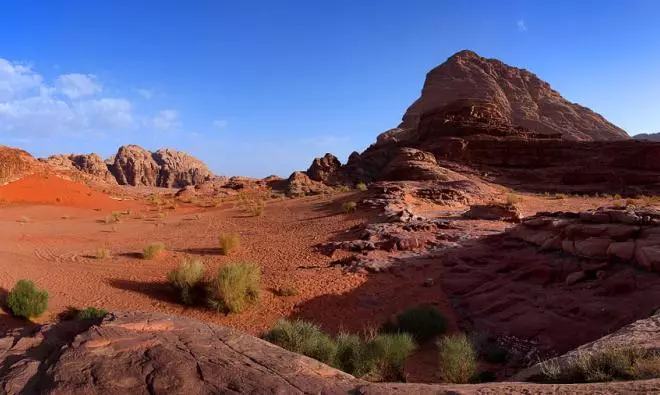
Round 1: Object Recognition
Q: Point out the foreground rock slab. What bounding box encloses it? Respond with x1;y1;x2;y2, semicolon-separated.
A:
1;312;659;394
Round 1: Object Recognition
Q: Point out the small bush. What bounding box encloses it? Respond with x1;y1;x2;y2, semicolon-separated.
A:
273;286;298;297
167;258;206;305
7;280;49;318
142;242;165;260
76;307;108;320
103;213;121;224
540;346;660;383
369;333;416;381
505;193;521;207
554;193;567;200
342;201;357;213
356;182;368;192
208;262;260;313
264;319;337;365
95;246;111;259
219;233;241;255
338;185;351;193
438;334;477;384
382;305;447;342
335;333;373;376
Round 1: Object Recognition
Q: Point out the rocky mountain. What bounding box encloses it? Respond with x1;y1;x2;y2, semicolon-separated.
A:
634;132;660;141
0;146;40;184
42;145;213;188
400;50;629;141
0;311;657;394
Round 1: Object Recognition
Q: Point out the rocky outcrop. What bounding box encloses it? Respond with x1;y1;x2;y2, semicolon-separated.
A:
286;171;333;197
0;311;658;394
400;50;629;141
307;153;342;184
0;146;39;184
463;203;522;223
635;132;660;141
513;309;660;382
509;206;660;272
43;153;117;184
109;145;212;188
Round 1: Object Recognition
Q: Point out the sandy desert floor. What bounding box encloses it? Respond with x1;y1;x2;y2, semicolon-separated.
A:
1;174;660;383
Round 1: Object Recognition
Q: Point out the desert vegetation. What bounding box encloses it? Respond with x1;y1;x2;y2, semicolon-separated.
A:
7;279;49;319
207;262;261;313
438;334;478;384
381;305;447;342
356;181;368;192
142;242;166;260
342;201;357;213
76;307;109;320
264;319;415;381
539;346;660;383
167;258;206;305
218;233;240;255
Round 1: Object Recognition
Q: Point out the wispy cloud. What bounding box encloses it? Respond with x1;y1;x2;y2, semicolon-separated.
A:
136;88;154;99
517;19;528;33
56;73;102;99
212;119;228;129
150;109;180;131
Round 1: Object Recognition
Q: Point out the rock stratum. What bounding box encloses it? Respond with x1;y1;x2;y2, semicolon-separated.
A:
1;311;658;395
42;145;213;188
400;50;628;141
299;51;660;195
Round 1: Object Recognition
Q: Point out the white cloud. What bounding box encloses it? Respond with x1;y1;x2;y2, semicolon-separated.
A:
137;88;154;99
0;57;184;143
300;135;349;147
150;109;180;131
212;119;228;129
517;19;528;33
0;59;43;101
56;73;102;99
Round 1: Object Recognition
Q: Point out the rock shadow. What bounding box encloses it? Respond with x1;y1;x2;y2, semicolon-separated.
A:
106;279;178;304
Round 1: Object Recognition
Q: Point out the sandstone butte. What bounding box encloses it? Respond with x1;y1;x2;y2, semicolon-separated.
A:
1;50;659;394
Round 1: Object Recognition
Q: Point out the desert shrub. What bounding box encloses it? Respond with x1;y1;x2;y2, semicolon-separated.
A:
142;242;165;260
167;258;206;305
236;190;268;216
438;334;477;384
219;233;241;255
338;185;351;193
381;304;447;342
208;262;260;313
103;213;121;224
7;280;49;318
95;246;111;259
369;333;416;381
273;286;298;297
554;193;567;200
335;333;373;376
505;193;521;206
264;319;337;364
356;182;368;192
77;307;108;320
342;201;357;213
540;346;660;383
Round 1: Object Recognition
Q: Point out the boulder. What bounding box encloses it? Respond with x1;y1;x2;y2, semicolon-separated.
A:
574;237;612;259
306;153;342;183
463;203;522;223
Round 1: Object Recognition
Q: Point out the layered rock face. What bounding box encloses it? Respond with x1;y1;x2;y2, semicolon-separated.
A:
43;153;117;184
0;146;39;184
1;311;658;394
400;50;629;141
510;206;660;272
41;145;213;188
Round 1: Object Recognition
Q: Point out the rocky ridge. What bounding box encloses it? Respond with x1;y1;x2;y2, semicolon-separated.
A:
1;311;658;394
42;145;213;188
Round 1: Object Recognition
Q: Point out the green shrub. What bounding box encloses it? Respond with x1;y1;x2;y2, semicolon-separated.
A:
382;304;447;342
142;242;165;260
540;346;660;383
7;280;49;318
77;307;108;320
369;333;416;381
356;182;368;192
167;258;206;305
264;319;337;365
208;262;260;313
335;333;374;377
438;334;477;384
342;201;357;213
219;233;241;255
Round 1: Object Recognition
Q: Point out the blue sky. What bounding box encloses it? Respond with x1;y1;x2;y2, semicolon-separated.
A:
1;1;659;177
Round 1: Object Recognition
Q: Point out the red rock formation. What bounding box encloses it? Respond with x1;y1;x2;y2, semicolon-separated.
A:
400;50;629;141
0;146;39;184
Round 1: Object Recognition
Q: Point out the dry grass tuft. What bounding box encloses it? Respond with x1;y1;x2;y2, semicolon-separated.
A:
219;233;241;255
207;262;260;314
438;334;477;384
142;242;166;260
342;201;357;213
